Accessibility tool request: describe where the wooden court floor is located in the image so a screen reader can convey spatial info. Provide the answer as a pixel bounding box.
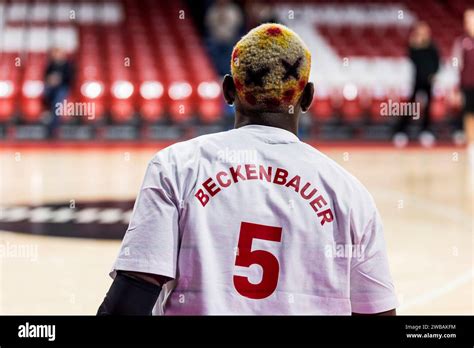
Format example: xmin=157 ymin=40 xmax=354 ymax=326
xmin=0 ymin=145 xmax=472 ymax=314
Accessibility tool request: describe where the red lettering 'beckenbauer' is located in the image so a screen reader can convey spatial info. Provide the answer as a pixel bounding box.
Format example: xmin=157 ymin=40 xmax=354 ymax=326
xmin=194 ymin=164 xmax=334 ymax=226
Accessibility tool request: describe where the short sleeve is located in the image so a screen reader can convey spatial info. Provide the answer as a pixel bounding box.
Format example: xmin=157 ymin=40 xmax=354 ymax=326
xmin=110 ymin=155 xmax=180 ymax=280
xmin=350 ymin=209 xmax=398 ymax=314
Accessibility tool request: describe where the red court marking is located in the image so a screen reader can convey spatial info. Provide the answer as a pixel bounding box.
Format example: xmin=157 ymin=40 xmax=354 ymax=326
xmin=0 ymin=141 xmax=462 ymax=152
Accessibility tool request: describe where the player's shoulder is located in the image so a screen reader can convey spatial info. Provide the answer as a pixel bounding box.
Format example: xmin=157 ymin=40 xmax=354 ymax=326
xmin=150 ymin=129 xmax=236 ymax=164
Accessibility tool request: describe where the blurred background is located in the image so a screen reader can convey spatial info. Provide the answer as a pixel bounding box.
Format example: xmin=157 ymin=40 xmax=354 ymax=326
xmin=0 ymin=0 xmax=472 ymax=315
xmin=0 ymin=0 xmax=471 ymax=141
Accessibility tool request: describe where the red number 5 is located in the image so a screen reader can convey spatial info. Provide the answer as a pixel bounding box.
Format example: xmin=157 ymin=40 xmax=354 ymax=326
xmin=233 ymin=222 xmax=283 ymax=299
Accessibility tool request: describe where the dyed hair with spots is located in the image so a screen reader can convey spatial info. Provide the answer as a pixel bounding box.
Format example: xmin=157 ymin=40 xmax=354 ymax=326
xmin=231 ymin=23 xmax=311 ymax=112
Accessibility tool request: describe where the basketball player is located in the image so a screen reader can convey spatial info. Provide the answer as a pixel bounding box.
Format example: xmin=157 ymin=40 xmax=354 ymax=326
xmin=98 ymin=23 xmax=398 ymax=315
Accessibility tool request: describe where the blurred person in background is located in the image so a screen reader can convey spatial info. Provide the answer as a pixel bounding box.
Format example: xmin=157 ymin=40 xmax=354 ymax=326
xmin=393 ymin=21 xmax=439 ymax=147
xmin=205 ymin=0 xmax=244 ymax=76
xmin=245 ymin=1 xmax=279 ymax=30
xmin=454 ymin=9 xmax=474 ymax=170
xmin=43 ymin=47 xmax=75 ymax=138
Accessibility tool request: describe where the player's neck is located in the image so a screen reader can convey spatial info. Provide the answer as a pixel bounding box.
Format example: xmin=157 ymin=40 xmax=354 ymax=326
xmin=234 ymin=112 xmax=299 ymax=136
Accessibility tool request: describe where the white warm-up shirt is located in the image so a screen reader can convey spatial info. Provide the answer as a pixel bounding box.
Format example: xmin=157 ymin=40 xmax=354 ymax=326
xmin=111 ymin=125 xmax=398 ymax=315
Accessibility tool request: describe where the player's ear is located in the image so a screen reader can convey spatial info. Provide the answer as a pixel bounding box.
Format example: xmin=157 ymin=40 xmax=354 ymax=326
xmin=223 ymin=74 xmax=236 ymax=106
xmin=300 ymin=82 xmax=314 ymax=113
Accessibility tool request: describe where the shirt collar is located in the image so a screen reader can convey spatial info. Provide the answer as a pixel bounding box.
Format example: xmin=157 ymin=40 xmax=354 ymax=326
xmin=237 ymin=125 xmax=300 ymax=144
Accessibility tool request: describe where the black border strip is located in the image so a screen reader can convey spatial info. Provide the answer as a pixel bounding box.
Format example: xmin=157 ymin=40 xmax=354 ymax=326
xmin=0 ymin=316 xmax=472 ymax=346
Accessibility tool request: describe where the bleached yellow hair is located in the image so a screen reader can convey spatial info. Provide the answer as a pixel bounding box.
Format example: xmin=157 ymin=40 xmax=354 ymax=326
xmin=230 ymin=23 xmax=311 ymax=111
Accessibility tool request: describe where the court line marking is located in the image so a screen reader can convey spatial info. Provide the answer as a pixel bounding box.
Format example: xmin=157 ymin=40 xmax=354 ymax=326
xmin=377 ymin=188 xmax=473 ymax=312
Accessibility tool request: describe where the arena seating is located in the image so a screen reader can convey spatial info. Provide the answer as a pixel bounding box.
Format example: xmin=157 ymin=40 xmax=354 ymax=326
xmin=0 ymin=0 xmax=472 ymax=135
xmin=273 ymin=0 xmax=471 ymax=124
xmin=0 ymin=0 xmax=221 ymax=127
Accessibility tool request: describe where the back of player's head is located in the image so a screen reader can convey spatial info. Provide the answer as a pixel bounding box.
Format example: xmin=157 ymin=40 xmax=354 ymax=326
xmin=230 ymin=23 xmax=311 ymax=113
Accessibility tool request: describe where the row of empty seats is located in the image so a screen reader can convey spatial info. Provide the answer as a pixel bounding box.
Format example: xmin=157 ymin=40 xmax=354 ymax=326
xmin=311 ymin=86 xmax=462 ymax=123
xmin=0 ymin=0 xmax=472 ymax=127
xmin=0 ymin=0 xmax=222 ymax=125
xmin=310 ymin=0 xmax=467 ymax=59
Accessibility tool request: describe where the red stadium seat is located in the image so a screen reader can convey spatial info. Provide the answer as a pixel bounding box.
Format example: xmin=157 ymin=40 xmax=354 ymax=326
xmin=140 ymin=100 xmax=165 ymax=123
xmin=79 ymin=80 xmax=106 ymax=123
xmin=370 ymin=96 xmax=389 ymax=123
xmin=198 ymin=100 xmax=221 ymax=124
xmin=111 ymin=100 xmax=135 ymax=123
xmin=311 ymin=96 xmax=334 ymax=122
xmin=21 ymin=98 xmax=43 ymax=123
xmin=341 ymin=84 xmax=363 ymax=121
xmin=0 ymin=99 xmax=15 ymax=122
xmin=169 ymin=100 xmax=193 ymax=123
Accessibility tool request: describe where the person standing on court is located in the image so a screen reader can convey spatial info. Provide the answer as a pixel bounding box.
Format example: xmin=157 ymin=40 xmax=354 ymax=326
xmin=393 ymin=21 xmax=440 ymax=147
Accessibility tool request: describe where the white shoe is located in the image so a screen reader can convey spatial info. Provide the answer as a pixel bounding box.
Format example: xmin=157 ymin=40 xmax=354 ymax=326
xmin=419 ymin=131 xmax=436 ymax=148
xmin=393 ymin=132 xmax=409 ymax=148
